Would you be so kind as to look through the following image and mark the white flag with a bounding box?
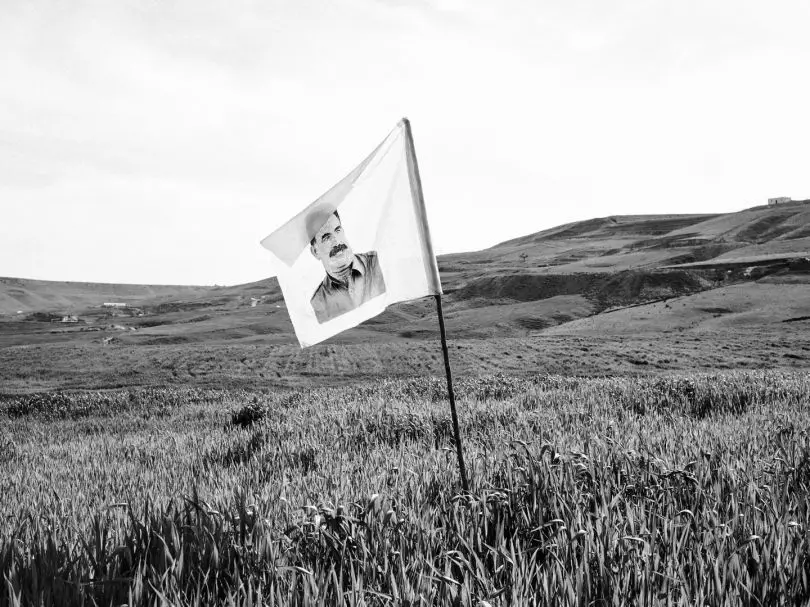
[260,119,442,347]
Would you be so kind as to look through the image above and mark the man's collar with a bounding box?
[350,254,367,276]
[324,254,365,287]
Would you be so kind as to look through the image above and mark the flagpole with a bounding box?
[433,293,469,492]
[401,117,470,493]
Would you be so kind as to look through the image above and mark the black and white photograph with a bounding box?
[307,209,387,324]
[2,1,810,605]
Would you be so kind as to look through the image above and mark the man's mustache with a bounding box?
[329,243,348,258]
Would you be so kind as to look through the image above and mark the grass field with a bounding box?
[3,182,810,607]
[2,371,809,605]
[2,322,809,394]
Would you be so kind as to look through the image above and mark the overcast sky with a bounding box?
[1,0,808,285]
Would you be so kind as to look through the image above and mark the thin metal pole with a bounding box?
[400,117,469,492]
[434,294,469,492]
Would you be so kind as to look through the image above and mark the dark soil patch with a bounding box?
[453,274,596,303]
[699,307,733,314]
[587,270,705,310]
[178,315,213,324]
[453,270,707,313]
[736,211,800,243]
[148,301,222,314]
[133,319,171,328]
[139,336,190,345]
[515,317,549,331]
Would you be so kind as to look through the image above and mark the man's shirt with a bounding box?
[310,251,386,324]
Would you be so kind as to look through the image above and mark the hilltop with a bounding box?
[1,201,809,391]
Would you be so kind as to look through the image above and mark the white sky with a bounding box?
[1,0,808,285]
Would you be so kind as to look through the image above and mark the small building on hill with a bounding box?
[768,197,791,206]
[102,302,128,308]
[49,314,79,323]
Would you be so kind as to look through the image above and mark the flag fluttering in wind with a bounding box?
[260,118,469,491]
[260,119,442,347]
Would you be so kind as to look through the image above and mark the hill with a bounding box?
[0,277,215,315]
[1,201,809,391]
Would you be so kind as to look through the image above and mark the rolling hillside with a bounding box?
[0,277,215,315]
[1,201,809,390]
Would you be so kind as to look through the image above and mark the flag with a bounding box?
[260,118,442,347]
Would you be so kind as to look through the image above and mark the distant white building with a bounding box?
[60,315,79,323]
[102,302,128,308]
[768,197,791,206]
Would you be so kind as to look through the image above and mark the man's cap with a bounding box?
[305,207,338,244]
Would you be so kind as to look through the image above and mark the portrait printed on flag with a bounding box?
[261,119,442,347]
[306,208,386,324]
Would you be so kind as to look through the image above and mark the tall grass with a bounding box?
[1,371,809,605]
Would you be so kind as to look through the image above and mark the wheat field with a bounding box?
[1,371,809,605]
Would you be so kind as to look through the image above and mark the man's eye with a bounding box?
[335,227,341,233]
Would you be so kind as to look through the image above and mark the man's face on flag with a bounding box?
[310,213,354,274]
